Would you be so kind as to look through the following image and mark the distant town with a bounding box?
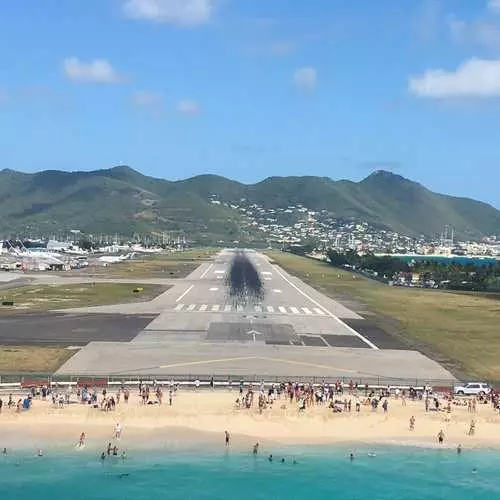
[210,195,500,258]
[1,196,499,275]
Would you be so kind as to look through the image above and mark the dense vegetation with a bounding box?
[1,166,499,240]
[325,249,500,292]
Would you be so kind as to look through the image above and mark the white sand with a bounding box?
[0,390,498,452]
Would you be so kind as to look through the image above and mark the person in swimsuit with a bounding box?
[457,444,462,455]
[224,430,230,446]
[79,432,86,447]
[252,443,259,455]
[437,430,445,444]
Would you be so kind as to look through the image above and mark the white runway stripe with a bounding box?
[173,303,330,315]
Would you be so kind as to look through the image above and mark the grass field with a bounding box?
[266,251,500,381]
[0,283,166,314]
[0,346,75,373]
[77,248,219,279]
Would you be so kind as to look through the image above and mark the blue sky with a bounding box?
[1,0,500,208]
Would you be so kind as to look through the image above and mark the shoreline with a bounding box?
[1,392,499,454]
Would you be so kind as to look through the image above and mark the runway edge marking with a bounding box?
[272,265,379,350]
[199,263,214,279]
[175,284,194,303]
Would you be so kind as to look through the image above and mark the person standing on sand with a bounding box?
[409,416,415,431]
[225,431,230,446]
[437,430,445,444]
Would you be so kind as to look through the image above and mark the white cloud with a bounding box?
[409,58,500,98]
[63,57,122,83]
[123,0,212,26]
[132,91,164,116]
[447,13,500,50]
[489,0,500,12]
[293,67,317,91]
[176,99,200,115]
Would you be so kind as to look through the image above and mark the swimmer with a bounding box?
[2,448,7,455]
[252,443,259,455]
[281,458,285,463]
[349,453,354,461]
[37,449,43,457]
[368,452,377,458]
[268,454,273,462]
[100,452,106,460]
[79,432,86,447]
[457,444,462,455]
[225,430,230,446]
[472,468,477,474]
[121,451,127,460]
[293,460,297,465]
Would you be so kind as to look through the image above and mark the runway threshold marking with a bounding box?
[199,263,214,279]
[278,306,287,313]
[273,266,379,350]
[176,284,194,303]
[302,307,313,315]
[186,304,196,311]
[267,306,274,313]
[199,304,208,311]
[290,307,300,314]
[174,303,184,311]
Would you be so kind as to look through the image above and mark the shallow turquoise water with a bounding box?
[1,446,499,499]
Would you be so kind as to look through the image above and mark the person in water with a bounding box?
[349,453,354,461]
[100,452,106,460]
[457,444,462,455]
[224,430,230,446]
[252,443,259,455]
[268,454,273,462]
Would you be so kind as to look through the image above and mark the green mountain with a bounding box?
[0,167,499,241]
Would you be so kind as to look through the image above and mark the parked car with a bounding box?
[453,382,491,396]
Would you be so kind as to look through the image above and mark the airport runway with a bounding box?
[56,250,456,382]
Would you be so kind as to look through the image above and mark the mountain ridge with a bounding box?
[0,167,498,241]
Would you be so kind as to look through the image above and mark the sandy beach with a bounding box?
[1,388,499,453]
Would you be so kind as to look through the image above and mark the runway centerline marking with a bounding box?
[209,287,219,291]
[214,270,225,274]
[199,263,214,279]
[272,289,282,293]
[262,271,272,275]
[264,277,272,281]
[273,266,378,350]
[175,284,194,303]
